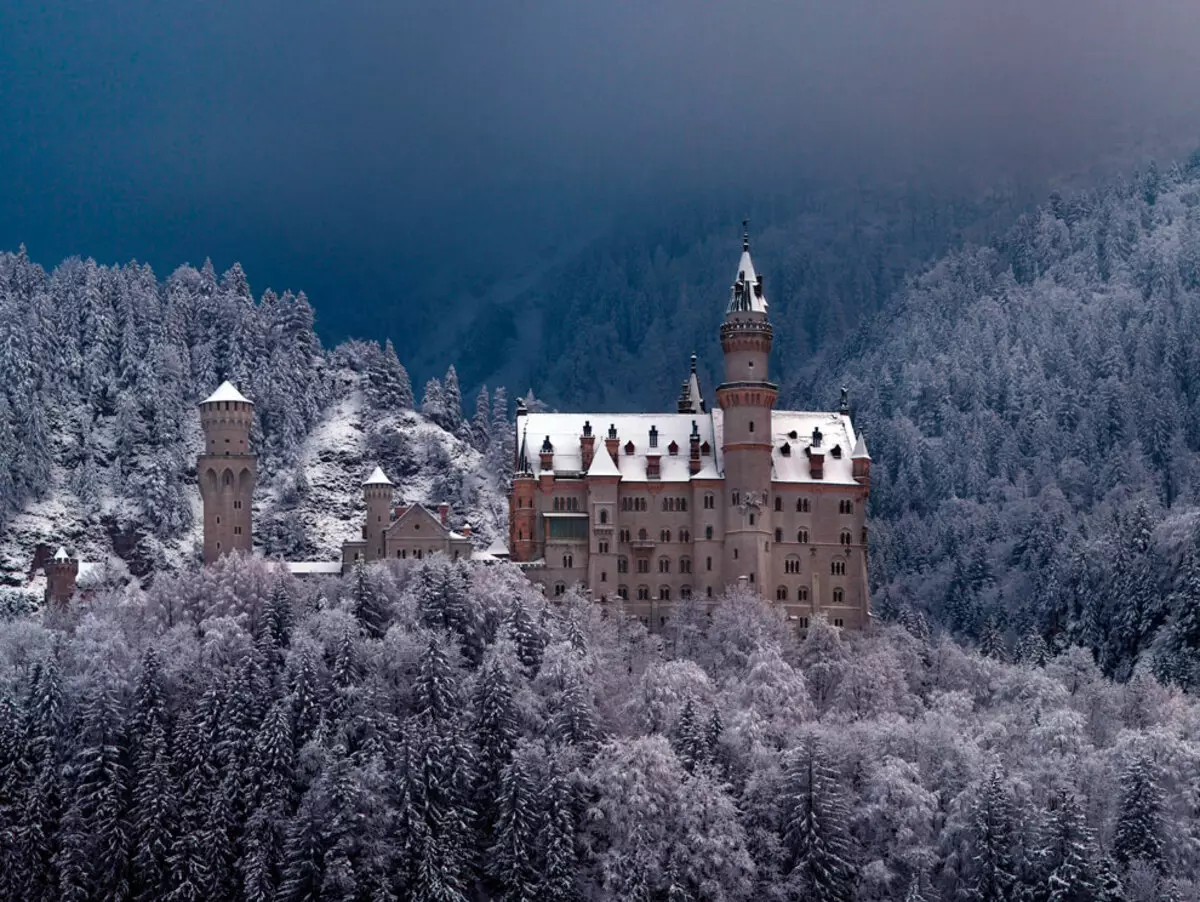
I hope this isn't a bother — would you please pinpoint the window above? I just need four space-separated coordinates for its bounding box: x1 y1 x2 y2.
833 588 845 604
548 518 588 540
658 557 670 573
834 618 844 628
649 426 659 448
598 541 609 553
749 572 755 584
618 556 629 573
599 509 608 524
840 500 854 514
233 500 242 510
681 585 692 599
680 529 690 543
680 556 692 574
732 491 740 505
704 493 715 510
562 554 573 568
554 583 566 597
216 516 221 525
707 586 713 597
796 498 810 513
840 530 852 546
637 586 650 600
774 496 782 512
785 556 802 574
637 558 650 573
618 585 629 600
600 571 607 583
660 587 671 601
638 528 648 540
749 421 755 433
799 616 810 629
706 556 712 572
396 550 402 558
733 548 739 560
776 586 788 601
234 526 242 535
660 529 671 543
775 528 783 542
797 529 809 543
749 514 756 526
832 561 846 576
620 529 630 543
798 587 809 601
705 526 714 540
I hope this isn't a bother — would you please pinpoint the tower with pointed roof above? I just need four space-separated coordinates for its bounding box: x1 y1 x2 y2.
45 546 80 608
717 224 777 587
198 381 257 563
363 466 394 561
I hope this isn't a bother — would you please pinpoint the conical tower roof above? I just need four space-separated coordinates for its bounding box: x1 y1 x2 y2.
203 381 252 404
363 465 393 486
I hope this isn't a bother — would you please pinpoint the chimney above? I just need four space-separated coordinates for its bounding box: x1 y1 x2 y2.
462 522 472 537
646 453 661 480
581 420 595 471
807 429 825 480
605 424 619 460
539 436 554 472
689 420 702 475
438 502 450 525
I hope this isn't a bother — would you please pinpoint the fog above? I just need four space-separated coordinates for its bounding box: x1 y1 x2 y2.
2 0 1200 349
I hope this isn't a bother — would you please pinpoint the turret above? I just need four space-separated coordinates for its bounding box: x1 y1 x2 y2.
198 381 257 564
852 433 871 487
44 546 79 609
363 466 394 561
716 225 777 588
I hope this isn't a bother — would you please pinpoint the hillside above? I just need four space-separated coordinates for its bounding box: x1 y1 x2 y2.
816 151 1200 683
0 254 507 600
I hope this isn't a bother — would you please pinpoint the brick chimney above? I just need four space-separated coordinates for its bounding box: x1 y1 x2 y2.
539 436 554 473
604 423 619 461
689 420 702 475
807 427 825 480
581 420 595 471
438 502 450 526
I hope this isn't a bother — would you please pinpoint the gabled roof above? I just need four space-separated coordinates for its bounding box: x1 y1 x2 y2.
386 502 450 536
587 441 621 478
203 381 252 404
363 465 393 486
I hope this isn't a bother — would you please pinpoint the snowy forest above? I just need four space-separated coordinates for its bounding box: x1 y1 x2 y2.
3 555 1199 902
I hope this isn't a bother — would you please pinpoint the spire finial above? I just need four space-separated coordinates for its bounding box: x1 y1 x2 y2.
839 385 850 415
742 219 749 251
690 352 697 373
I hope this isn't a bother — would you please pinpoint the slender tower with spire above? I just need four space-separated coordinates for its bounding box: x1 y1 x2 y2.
717 224 777 587
198 381 257 564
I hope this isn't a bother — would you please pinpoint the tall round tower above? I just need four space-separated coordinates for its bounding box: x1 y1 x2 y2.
198 381 257 564
363 466 394 561
717 227 777 588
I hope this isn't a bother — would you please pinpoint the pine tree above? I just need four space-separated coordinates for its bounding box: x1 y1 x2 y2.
351 560 389 639
1113 755 1164 869
1039 791 1098 902
415 638 460 722
472 385 492 451
538 769 577 902
443 365 463 431
964 772 1018 902
781 736 857 902
131 715 175 902
473 657 517 835
670 696 706 772
487 751 540 902
504 598 545 678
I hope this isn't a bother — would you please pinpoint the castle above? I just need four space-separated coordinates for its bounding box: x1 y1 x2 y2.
508 230 871 630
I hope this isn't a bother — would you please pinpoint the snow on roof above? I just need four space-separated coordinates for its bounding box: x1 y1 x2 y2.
525 407 860 485
852 433 870 460
284 562 343 575
727 243 768 315
77 561 100 579
202 381 252 405
485 536 509 557
363 465 393 486
53 546 69 561
586 441 621 477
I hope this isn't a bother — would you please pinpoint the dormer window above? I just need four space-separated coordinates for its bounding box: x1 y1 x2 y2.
830 444 842 459
625 441 635 455
781 442 791 456
788 430 798 439
542 436 554 453
700 441 711 455
668 440 679 456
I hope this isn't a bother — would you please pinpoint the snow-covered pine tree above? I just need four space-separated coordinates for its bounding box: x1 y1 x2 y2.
671 696 707 772
350 561 389 640
1039 791 1099 902
781 735 857 902
1113 754 1165 869
963 771 1018 902
472 384 492 451
538 768 577 902
486 747 541 902
473 655 518 837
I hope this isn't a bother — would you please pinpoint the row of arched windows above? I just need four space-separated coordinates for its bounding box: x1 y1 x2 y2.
662 497 688 512
774 586 844 603
615 585 692 601
552 496 580 512
621 497 648 512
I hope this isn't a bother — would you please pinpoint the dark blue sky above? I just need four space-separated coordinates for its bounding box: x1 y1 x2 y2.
4 1 1200 359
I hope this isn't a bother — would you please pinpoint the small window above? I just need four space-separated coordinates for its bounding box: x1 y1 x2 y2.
704 493 715 510
733 549 739 560
797 499 810 513
660 587 671 601
833 588 845 604
798 587 809 601
563 554 573 568
599 509 608 524
705 526 714 540
638 558 650 573
618 556 629 573
776 586 788 601
681 585 692 599
834 618 844 628
775 528 783 542
658 557 670 574
832 561 846 576
638 586 650 600
774 497 782 512
799 616 810 629
618 585 629 600
680 529 691 543
840 530 852 546
785 557 802 575
706 556 712 572
749 421 755 433
600 571 607 582
554 583 566 597
732 491 740 505
797 529 809 543
749 514 756 526
680 557 692 574
706 586 713 597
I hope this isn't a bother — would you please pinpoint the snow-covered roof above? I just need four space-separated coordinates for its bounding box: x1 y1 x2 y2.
472 537 510 563
77 562 100 579
524 408 860 485
363 465 393 486
53 546 69 562
727 233 768 315
586 441 621 477
284 562 343 575
852 433 870 460
202 381 252 405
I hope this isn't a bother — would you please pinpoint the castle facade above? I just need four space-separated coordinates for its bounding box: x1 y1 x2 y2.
509 232 872 629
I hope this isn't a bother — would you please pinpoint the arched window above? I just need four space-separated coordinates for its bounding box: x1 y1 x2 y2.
639 528 648 540
705 525 714 540
840 530 852 546
660 586 671 601
618 556 629 573
599 509 608 524
798 587 809 601
704 493 715 510
658 557 671 573
831 560 846 576
554 583 566 596
618 585 629 600
563 554 573 568
775 528 783 542
774 496 782 512
637 585 650 600
680 529 691 543
833 587 845 603
600 571 607 582
660 529 671 543
637 558 650 573
620 529 630 543
706 556 712 571
776 586 788 601
796 498 810 513
680 556 692 574
797 529 809 543
732 491 740 505
681 585 692 599
785 555 802 575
